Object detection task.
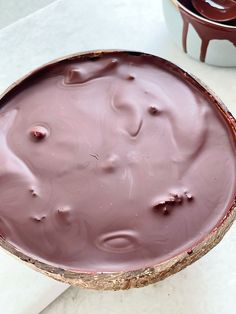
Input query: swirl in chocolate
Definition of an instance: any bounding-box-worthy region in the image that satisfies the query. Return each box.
[0,52,235,272]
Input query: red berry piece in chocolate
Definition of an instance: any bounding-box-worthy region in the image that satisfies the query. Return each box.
[30,125,48,141]
[162,206,170,215]
[31,216,46,223]
[184,191,194,201]
[126,74,135,81]
[29,188,37,197]
[148,105,159,115]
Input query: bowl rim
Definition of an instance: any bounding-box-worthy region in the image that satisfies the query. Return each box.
[171,0,236,29]
[0,49,236,290]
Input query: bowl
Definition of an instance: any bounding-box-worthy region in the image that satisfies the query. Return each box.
[0,50,235,290]
[163,0,236,66]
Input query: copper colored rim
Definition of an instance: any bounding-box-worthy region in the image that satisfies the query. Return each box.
[0,50,235,290]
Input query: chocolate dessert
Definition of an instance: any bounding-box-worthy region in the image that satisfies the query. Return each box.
[0,51,235,279]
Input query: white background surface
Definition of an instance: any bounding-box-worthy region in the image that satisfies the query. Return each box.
[0,0,56,29]
[0,2,68,314]
[0,0,235,313]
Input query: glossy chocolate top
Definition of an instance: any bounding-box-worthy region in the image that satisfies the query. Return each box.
[192,0,236,22]
[0,52,235,272]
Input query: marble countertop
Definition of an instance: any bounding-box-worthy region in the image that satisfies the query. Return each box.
[0,0,235,313]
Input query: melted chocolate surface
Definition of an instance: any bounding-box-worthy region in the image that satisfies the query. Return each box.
[192,0,236,22]
[0,52,235,272]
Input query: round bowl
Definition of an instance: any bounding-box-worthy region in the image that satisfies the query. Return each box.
[163,0,236,66]
[0,50,236,290]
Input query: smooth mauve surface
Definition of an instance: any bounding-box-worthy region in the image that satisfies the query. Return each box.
[0,0,235,313]
[0,52,235,272]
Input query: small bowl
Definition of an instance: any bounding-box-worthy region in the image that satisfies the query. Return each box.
[163,0,236,66]
[0,50,236,290]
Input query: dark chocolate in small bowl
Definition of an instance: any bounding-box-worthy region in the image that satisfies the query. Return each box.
[163,0,236,66]
[0,50,235,290]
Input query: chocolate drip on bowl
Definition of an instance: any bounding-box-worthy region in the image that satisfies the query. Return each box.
[178,0,236,62]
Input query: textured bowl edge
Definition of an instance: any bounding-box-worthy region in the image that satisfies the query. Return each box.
[0,49,235,290]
